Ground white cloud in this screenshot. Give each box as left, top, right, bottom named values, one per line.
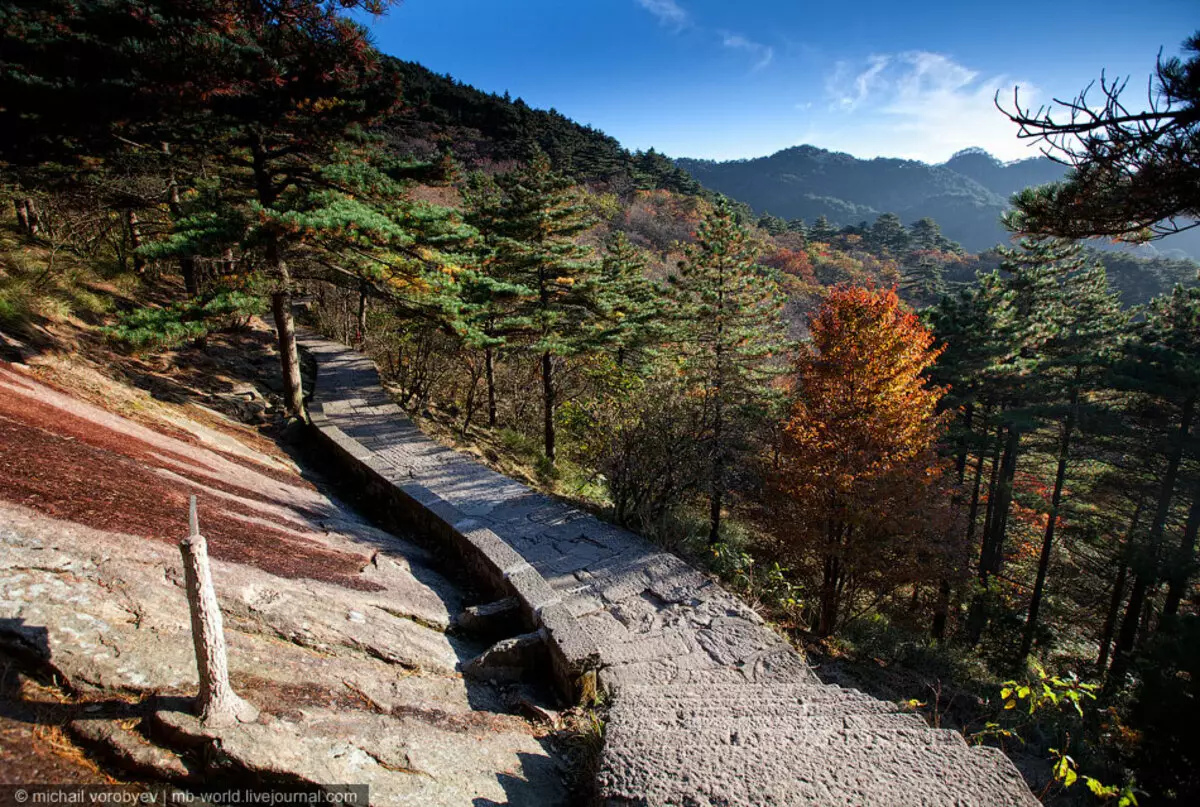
left=821, top=51, right=1042, bottom=162
left=635, top=0, right=689, bottom=29
left=721, top=32, right=774, bottom=71
left=828, top=54, right=890, bottom=110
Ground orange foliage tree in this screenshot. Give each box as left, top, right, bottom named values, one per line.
left=773, top=285, right=959, bottom=636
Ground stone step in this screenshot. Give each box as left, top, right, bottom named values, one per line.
left=612, top=681, right=902, bottom=706
left=616, top=708, right=932, bottom=732
left=601, top=724, right=1036, bottom=807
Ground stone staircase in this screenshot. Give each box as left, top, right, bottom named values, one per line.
left=298, top=329, right=1039, bottom=807
left=601, top=683, right=1033, bottom=805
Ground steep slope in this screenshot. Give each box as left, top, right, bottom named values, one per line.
left=379, top=58, right=708, bottom=196
left=0, top=333, right=569, bottom=803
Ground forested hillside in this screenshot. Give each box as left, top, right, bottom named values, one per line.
left=379, top=58, right=715, bottom=197
left=3, top=2, right=1200, bottom=804
left=678, top=145, right=1200, bottom=259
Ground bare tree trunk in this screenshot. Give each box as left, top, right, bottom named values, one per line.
left=986, top=428, right=1021, bottom=576
left=1098, top=563, right=1128, bottom=674
left=271, top=260, right=306, bottom=420
left=1021, top=392, right=1077, bottom=658
left=356, top=284, right=368, bottom=348
left=542, top=350, right=556, bottom=462
left=485, top=346, right=498, bottom=428
left=180, top=496, right=258, bottom=728
left=708, top=400, right=725, bottom=544
left=125, top=209, right=145, bottom=274
left=965, top=423, right=1004, bottom=644
left=1098, top=498, right=1143, bottom=673
left=818, top=553, right=840, bottom=637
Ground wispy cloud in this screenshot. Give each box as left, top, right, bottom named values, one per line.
left=821, top=51, right=1040, bottom=161
left=635, top=0, right=689, bottom=29
left=827, top=54, right=890, bottom=110
left=721, top=32, right=774, bottom=71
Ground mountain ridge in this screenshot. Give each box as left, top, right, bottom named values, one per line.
left=676, top=144, right=1200, bottom=259
left=675, top=145, right=1063, bottom=253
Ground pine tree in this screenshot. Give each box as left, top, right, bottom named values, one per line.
left=1109, top=286, right=1200, bottom=677
left=480, top=153, right=602, bottom=462
left=900, top=253, right=946, bottom=307
left=1019, top=256, right=1127, bottom=657
left=757, top=212, right=788, bottom=236
left=809, top=215, right=838, bottom=242
left=908, top=217, right=944, bottom=252
left=870, top=213, right=911, bottom=254
left=597, top=232, right=664, bottom=372
left=670, top=203, right=790, bottom=543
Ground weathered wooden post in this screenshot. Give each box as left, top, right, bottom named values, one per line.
left=180, top=496, right=258, bottom=727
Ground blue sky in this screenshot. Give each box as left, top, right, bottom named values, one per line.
left=361, top=0, right=1196, bottom=164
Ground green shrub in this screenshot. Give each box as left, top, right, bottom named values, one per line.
left=104, top=290, right=264, bottom=350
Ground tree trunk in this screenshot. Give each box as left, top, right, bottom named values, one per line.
left=955, top=403, right=975, bottom=484
left=965, top=423, right=1005, bottom=645
left=979, top=424, right=1005, bottom=573
left=1111, top=396, right=1194, bottom=680
left=125, top=209, right=145, bottom=274
left=179, top=496, right=258, bottom=728
left=163, top=143, right=199, bottom=297
left=13, top=198, right=29, bottom=233
left=269, top=246, right=305, bottom=420
left=818, top=554, right=840, bottom=637
left=485, top=346, right=498, bottom=428
left=965, top=429, right=988, bottom=553
left=986, top=428, right=1021, bottom=576
left=1162, top=482, right=1200, bottom=621
left=1098, top=562, right=1128, bottom=674
left=708, top=401, right=724, bottom=544
left=1098, top=498, right=1143, bottom=673
left=356, top=284, right=368, bottom=348
left=541, top=350, right=555, bottom=462
left=1021, top=392, right=1077, bottom=658
left=252, top=136, right=304, bottom=420
left=931, top=578, right=952, bottom=641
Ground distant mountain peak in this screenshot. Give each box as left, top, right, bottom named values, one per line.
left=675, top=142, right=1070, bottom=252
left=946, top=147, right=997, bottom=162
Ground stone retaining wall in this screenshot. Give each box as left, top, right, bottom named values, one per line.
left=308, top=412, right=600, bottom=703
left=299, top=329, right=1039, bottom=807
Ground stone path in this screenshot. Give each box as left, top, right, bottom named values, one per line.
left=300, top=331, right=1039, bottom=807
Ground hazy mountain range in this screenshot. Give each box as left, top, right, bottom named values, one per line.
left=677, top=146, right=1200, bottom=259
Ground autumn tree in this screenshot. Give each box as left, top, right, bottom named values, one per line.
left=774, top=285, right=952, bottom=636
left=670, top=203, right=789, bottom=543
